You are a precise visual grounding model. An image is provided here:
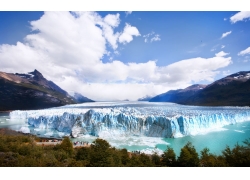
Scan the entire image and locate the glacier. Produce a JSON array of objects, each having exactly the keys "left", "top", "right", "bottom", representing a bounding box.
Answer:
[{"left": 9, "top": 102, "right": 250, "bottom": 138}]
